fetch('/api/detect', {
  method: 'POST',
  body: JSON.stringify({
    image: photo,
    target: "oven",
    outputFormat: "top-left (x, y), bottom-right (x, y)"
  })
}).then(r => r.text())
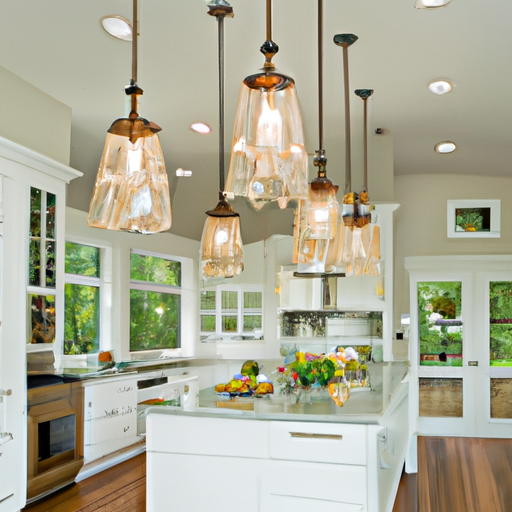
top-left (27, 376), bottom-right (83, 503)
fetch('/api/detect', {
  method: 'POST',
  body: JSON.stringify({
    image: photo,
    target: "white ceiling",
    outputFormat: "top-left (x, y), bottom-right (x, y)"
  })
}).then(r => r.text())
top-left (1, 0), bottom-right (511, 243)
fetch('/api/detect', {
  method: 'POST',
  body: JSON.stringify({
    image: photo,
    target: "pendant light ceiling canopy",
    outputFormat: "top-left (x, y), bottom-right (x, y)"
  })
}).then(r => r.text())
top-left (225, 0), bottom-right (308, 211)
top-left (200, 0), bottom-right (244, 280)
top-left (88, 0), bottom-right (171, 235)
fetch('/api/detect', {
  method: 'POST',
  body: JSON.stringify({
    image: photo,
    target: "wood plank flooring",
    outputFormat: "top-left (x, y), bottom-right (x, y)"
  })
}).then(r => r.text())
top-left (22, 453), bottom-right (146, 512)
top-left (418, 436), bottom-right (512, 512)
top-left (22, 436), bottom-right (512, 512)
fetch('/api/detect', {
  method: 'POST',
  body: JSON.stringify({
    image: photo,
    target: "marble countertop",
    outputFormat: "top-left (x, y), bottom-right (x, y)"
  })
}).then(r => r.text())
top-left (147, 362), bottom-right (410, 425)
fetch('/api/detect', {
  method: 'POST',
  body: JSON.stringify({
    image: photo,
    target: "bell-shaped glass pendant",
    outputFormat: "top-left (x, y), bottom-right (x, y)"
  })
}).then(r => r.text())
top-left (226, 73), bottom-right (308, 211)
top-left (88, 117), bottom-right (171, 234)
top-left (200, 199), bottom-right (244, 279)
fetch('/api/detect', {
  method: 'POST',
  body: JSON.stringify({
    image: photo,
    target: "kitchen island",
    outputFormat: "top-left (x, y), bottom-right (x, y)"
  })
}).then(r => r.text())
top-left (146, 362), bottom-right (410, 512)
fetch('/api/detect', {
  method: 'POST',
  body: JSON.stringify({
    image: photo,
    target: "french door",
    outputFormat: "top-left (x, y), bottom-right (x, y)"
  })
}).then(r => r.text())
top-left (407, 257), bottom-right (512, 440)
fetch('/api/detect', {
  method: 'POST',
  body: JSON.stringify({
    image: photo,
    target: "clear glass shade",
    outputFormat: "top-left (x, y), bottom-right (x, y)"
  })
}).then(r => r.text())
top-left (226, 75), bottom-right (309, 211)
top-left (88, 125), bottom-right (172, 234)
top-left (200, 207), bottom-right (244, 280)
top-left (326, 223), bottom-right (381, 276)
top-left (294, 191), bottom-right (381, 276)
top-left (293, 183), bottom-right (340, 274)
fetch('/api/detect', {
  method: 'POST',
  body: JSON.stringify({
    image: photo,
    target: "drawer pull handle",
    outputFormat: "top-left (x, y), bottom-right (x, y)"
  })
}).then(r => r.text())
top-left (289, 432), bottom-right (343, 440)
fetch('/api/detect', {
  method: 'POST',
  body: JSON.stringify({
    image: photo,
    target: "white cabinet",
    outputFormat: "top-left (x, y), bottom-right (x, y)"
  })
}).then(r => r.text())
top-left (270, 204), bottom-right (399, 361)
top-left (261, 461), bottom-right (367, 511)
top-left (146, 400), bottom-right (408, 512)
top-left (0, 137), bottom-right (80, 511)
top-left (83, 376), bottom-right (138, 463)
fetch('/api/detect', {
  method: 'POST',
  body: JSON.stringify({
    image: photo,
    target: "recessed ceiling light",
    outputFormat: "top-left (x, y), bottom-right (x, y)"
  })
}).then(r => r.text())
top-left (428, 80), bottom-right (453, 95)
top-left (189, 122), bottom-right (212, 135)
top-left (435, 141), bottom-right (457, 154)
top-left (100, 15), bottom-right (132, 41)
top-left (415, 0), bottom-right (451, 8)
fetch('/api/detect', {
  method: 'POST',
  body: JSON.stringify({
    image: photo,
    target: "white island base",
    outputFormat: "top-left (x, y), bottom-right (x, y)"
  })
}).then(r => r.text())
top-left (146, 363), bottom-right (409, 512)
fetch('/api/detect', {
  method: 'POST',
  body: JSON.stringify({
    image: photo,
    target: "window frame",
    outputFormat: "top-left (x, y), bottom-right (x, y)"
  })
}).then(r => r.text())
top-left (200, 284), bottom-right (264, 341)
top-left (60, 237), bottom-right (111, 364)
top-left (129, 248), bottom-right (183, 355)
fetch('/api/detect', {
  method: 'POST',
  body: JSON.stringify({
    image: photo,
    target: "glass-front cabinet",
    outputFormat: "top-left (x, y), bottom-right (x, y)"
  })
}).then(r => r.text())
top-left (27, 187), bottom-right (59, 349)
top-left (273, 204), bottom-right (399, 362)
top-left (406, 256), bottom-right (512, 439)
top-left (0, 137), bottom-right (81, 511)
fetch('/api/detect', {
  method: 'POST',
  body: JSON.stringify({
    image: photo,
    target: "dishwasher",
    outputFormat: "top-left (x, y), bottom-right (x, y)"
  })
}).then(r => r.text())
top-left (136, 373), bottom-right (199, 436)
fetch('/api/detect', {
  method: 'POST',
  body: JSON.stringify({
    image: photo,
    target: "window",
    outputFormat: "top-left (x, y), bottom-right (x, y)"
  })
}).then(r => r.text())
top-left (64, 242), bottom-right (100, 355)
top-left (200, 285), bottom-right (263, 340)
top-left (130, 251), bottom-right (181, 352)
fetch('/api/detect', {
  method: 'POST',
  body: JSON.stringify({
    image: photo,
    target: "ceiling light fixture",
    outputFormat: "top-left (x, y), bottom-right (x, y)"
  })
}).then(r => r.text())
top-left (293, 0), bottom-right (340, 275)
top-left (435, 141), bottom-right (457, 154)
top-left (88, 0), bottom-right (172, 234)
top-left (225, 0), bottom-right (308, 211)
top-left (190, 122), bottom-right (212, 134)
top-left (428, 80), bottom-right (453, 95)
top-left (415, 0), bottom-right (451, 8)
top-left (100, 15), bottom-right (132, 41)
top-left (200, 1), bottom-right (244, 280)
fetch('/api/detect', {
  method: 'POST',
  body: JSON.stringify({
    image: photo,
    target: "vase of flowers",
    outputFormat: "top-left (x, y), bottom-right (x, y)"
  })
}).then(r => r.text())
top-left (289, 352), bottom-right (336, 404)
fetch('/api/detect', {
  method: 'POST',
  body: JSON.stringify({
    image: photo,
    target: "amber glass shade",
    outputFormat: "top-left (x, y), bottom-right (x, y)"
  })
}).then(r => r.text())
top-left (88, 118), bottom-right (171, 234)
top-left (200, 201), bottom-right (244, 279)
top-left (226, 73), bottom-right (308, 211)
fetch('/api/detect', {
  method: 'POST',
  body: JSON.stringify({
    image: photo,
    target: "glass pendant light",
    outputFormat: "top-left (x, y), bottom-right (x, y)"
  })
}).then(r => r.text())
top-left (293, 0), bottom-right (340, 275)
top-left (330, 35), bottom-right (381, 277)
top-left (88, 0), bottom-right (171, 234)
top-left (225, 0), bottom-right (308, 211)
top-left (200, 1), bottom-right (244, 280)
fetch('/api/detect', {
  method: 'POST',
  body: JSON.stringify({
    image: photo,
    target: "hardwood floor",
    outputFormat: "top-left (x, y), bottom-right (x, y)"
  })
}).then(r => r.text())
top-left (393, 436), bottom-right (512, 512)
top-left (418, 436), bottom-right (512, 512)
top-left (22, 436), bottom-right (512, 512)
top-left (22, 454), bottom-right (146, 512)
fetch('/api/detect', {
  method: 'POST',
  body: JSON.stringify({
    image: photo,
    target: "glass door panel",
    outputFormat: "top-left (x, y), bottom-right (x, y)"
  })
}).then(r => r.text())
top-left (490, 378), bottom-right (512, 419)
top-left (418, 281), bottom-right (463, 367)
top-left (489, 281), bottom-right (512, 367)
top-left (419, 378), bottom-right (463, 417)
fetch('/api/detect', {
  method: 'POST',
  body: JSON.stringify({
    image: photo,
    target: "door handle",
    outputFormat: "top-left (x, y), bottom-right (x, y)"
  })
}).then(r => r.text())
top-left (468, 361), bottom-right (478, 367)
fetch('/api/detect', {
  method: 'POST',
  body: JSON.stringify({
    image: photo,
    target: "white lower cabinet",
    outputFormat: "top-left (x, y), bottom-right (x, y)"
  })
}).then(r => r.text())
top-left (83, 376), bottom-right (138, 463)
top-left (261, 460), bottom-right (367, 511)
top-left (146, 413), bottom-right (391, 512)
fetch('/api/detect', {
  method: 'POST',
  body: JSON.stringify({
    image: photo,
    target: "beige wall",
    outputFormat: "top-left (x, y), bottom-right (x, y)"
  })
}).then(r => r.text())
top-left (394, 174), bottom-right (512, 325)
top-left (0, 65), bottom-right (71, 165)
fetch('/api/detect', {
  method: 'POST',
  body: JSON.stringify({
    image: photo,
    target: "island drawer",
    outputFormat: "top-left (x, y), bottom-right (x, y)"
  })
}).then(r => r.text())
top-left (261, 460), bottom-right (367, 510)
top-left (146, 413), bottom-right (270, 459)
top-left (269, 421), bottom-right (367, 466)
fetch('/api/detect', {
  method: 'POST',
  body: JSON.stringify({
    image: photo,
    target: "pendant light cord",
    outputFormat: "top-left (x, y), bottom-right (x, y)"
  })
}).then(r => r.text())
top-left (342, 44), bottom-right (351, 194)
top-left (363, 97), bottom-right (368, 191)
top-left (132, 0), bottom-right (138, 84)
top-left (218, 15), bottom-right (225, 197)
top-left (318, 0), bottom-right (323, 152)
top-left (266, 0), bottom-right (272, 43)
